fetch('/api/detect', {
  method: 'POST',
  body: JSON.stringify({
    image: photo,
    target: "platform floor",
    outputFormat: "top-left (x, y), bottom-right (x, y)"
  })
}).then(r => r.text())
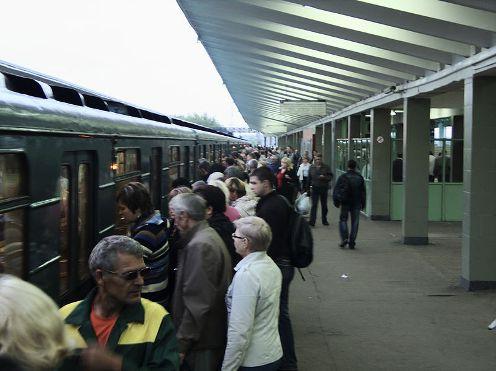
top-left (291, 205), bottom-right (496, 371)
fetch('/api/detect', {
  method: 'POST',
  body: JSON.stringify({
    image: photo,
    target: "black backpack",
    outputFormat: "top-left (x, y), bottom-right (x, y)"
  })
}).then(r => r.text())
top-left (280, 196), bottom-right (314, 270)
top-left (332, 173), bottom-right (351, 207)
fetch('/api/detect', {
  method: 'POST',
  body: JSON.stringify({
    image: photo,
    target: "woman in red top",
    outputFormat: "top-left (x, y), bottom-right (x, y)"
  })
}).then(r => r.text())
top-left (276, 157), bottom-right (298, 204)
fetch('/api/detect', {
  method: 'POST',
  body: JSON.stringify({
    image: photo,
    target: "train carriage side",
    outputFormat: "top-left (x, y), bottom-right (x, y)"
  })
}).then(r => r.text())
top-left (0, 68), bottom-right (244, 303)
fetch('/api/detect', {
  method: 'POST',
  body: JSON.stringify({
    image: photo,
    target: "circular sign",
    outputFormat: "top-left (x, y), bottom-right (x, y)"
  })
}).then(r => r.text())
top-left (376, 136), bottom-right (384, 144)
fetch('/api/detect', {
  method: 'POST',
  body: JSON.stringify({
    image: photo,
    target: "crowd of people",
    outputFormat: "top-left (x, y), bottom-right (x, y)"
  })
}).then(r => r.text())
top-left (0, 144), bottom-right (366, 371)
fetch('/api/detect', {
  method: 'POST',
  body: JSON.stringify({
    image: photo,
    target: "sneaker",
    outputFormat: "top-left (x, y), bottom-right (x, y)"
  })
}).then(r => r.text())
top-left (322, 221), bottom-right (329, 226)
top-left (349, 243), bottom-right (355, 249)
top-left (309, 221), bottom-right (315, 227)
top-left (339, 240), bottom-right (348, 248)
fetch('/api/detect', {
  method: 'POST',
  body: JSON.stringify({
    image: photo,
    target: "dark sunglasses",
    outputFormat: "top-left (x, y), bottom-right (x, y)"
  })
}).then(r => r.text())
top-left (232, 233), bottom-right (246, 240)
top-left (103, 266), bottom-right (151, 281)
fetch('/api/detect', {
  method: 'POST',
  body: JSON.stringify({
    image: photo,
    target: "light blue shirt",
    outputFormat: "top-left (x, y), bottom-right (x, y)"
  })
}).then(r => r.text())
top-left (222, 251), bottom-right (283, 370)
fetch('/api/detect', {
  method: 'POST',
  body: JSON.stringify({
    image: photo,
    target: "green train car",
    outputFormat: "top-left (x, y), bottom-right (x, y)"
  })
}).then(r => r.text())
top-left (0, 61), bottom-right (245, 303)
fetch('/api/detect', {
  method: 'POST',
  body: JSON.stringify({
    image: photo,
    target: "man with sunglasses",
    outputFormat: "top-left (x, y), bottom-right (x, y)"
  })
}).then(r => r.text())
top-left (58, 235), bottom-right (179, 371)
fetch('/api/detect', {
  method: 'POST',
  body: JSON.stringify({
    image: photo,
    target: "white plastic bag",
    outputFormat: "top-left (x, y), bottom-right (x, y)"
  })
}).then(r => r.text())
top-left (295, 192), bottom-right (311, 216)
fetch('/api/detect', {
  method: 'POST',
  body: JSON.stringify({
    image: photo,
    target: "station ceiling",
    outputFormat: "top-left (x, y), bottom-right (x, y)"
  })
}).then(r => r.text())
top-left (176, 0), bottom-right (496, 135)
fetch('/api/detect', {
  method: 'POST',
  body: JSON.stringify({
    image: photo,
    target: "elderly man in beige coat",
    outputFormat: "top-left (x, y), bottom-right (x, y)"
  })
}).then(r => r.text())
top-left (169, 193), bottom-right (232, 371)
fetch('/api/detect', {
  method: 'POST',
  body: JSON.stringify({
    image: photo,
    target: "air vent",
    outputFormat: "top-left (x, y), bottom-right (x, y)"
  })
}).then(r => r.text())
top-left (4, 73), bottom-right (47, 99)
top-left (82, 94), bottom-right (109, 111)
top-left (51, 86), bottom-right (83, 106)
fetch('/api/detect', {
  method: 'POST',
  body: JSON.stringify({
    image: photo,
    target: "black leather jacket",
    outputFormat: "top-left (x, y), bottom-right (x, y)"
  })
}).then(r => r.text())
top-left (335, 170), bottom-right (366, 209)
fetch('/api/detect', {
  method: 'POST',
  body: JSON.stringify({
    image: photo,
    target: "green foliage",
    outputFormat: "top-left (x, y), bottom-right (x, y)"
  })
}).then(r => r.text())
top-left (176, 113), bottom-right (220, 129)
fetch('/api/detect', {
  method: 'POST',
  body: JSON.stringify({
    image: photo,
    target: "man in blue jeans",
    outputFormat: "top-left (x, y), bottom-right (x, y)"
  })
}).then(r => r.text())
top-left (333, 159), bottom-right (366, 249)
top-left (250, 166), bottom-right (298, 371)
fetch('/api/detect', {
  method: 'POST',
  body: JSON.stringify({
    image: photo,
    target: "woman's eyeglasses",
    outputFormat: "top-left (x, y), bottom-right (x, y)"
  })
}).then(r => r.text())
top-left (232, 233), bottom-right (246, 240)
top-left (103, 266), bottom-right (151, 281)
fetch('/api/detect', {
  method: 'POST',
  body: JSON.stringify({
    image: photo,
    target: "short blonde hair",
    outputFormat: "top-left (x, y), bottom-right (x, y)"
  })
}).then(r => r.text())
top-left (281, 157), bottom-right (294, 170)
top-left (234, 216), bottom-right (272, 251)
top-left (0, 274), bottom-right (68, 370)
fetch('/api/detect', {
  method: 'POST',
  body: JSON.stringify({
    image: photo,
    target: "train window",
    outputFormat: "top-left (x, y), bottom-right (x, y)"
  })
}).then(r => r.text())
top-left (0, 209), bottom-right (24, 277)
top-left (115, 149), bottom-right (140, 176)
top-left (208, 145), bottom-right (214, 162)
top-left (77, 164), bottom-right (90, 280)
top-left (59, 166), bottom-right (70, 294)
top-left (0, 153), bottom-right (27, 278)
top-left (170, 146), bottom-right (180, 162)
top-left (0, 154), bottom-right (26, 200)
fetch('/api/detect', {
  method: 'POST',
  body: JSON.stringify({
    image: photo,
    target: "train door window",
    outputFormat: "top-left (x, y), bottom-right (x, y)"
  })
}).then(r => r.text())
top-left (59, 152), bottom-right (94, 295)
top-left (169, 146), bottom-right (180, 189)
top-left (59, 166), bottom-right (70, 293)
top-left (150, 147), bottom-right (162, 209)
top-left (184, 146), bottom-right (190, 180)
top-left (77, 164), bottom-right (90, 280)
top-left (0, 153), bottom-right (27, 277)
top-left (202, 145), bottom-right (207, 159)
top-left (113, 148), bottom-right (141, 235)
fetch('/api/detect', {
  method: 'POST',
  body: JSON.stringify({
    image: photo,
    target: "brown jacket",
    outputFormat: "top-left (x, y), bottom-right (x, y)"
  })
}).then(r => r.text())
top-left (172, 220), bottom-right (232, 354)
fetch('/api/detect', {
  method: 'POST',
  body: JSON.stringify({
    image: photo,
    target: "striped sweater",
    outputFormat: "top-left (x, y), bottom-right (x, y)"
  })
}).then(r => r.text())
top-left (130, 211), bottom-right (171, 306)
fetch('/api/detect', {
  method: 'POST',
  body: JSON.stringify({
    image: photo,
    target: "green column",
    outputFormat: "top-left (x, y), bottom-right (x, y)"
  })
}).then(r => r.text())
top-left (461, 76), bottom-right (496, 290)
top-left (402, 98), bottom-right (430, 245)
top-left (370, 108), bottom-right (391, 220)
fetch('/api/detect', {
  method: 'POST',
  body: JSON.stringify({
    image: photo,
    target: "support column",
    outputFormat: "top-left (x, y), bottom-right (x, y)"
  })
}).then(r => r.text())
top-left (315, 125), bottom-right (323, 154)
top-left (402, 98), bottom-right (430, 245)
top-left (322, 121), bottom-right (333, 168)
top-left (461, 76), bottom-right (496, 290)
top-left (348, 115), bottom-right (360, 160)
top-left (370, 108), bottom-right (391, 220)
top-left (331, 120), bottom-right (337, 178)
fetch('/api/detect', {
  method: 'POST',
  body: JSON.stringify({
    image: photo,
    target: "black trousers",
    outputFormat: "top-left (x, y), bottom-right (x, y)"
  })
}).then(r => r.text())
top-left (310, 186), bottom-right (328, 224)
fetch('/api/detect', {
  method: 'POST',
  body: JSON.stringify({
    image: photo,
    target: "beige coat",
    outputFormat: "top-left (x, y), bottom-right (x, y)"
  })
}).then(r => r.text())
top-left (172, 220), bottom-right (232, 354)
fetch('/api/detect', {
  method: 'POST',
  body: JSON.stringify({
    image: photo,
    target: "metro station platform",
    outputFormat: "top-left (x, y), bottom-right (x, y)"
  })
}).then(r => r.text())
top-left (291, 206), bottom-right (496, 371)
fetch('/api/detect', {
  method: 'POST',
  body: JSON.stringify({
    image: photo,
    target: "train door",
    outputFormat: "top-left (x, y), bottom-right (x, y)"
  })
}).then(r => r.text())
top-left (58, 151), bottom-right (94, 295)
top-left (149, 147), bottom-right (162, 210)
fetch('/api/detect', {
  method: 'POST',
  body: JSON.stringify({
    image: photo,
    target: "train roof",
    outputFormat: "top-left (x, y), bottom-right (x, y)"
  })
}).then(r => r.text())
top-left (0, 60), bottom-right (245, 142)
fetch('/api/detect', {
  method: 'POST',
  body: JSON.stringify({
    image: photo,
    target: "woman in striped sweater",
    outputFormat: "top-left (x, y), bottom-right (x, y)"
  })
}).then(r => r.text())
top-left (117, 182), bottom-right (171, 308)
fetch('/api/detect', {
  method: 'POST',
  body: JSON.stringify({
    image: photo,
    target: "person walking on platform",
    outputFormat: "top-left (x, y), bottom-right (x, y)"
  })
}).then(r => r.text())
top-left (308, 154), bottom-right (333, 226)
top-left (59, 235), bottom-right (179, 371)
top-left (117, 182), bottom-right (172, 308)
top-left (168, 193), bottom-right (232, 371)
top-left (250, 167), bottom-right (298, 371)
top-left (333, 159), bottom-right (366, 249)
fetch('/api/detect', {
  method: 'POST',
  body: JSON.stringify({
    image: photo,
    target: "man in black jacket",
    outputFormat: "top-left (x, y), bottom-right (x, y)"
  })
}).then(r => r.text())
top-left (308, 153), bottom-right (333, 226)
top-left (333, 159), bottom-right (366, 249)
top-left (250, 166), bottom-right (298, 371)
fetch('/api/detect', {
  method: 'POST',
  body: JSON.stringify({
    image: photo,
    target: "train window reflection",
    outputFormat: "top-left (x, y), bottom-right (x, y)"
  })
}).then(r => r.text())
top-left (78, 164), bottom-right (90, 280)
top-left (0, 154), bottom-right (26, 200)
top-left (115, 149), bottom-right (139, 176)
top-left (0, 209), bottom-right (24, 277)
top-left (170, 146), bottom-right (180, 162)
top-left (59, 166), bottom-right (70, 294)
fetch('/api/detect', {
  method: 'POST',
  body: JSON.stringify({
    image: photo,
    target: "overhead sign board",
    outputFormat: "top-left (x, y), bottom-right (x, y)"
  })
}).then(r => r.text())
top-left (280, 99), bottom-right (327, 116)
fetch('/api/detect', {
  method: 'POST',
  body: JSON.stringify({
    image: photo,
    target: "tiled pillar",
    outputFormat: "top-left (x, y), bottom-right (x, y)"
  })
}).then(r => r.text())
top-left (402, 98), bottom-right (430, 245)
top-left (461, 76), bottom-right (496, 290)
top-left (323, 121), bottom-right (333, 169)
top-left (370, 108), bottom-right (391, 220)
top-left (348, 115), bottom-right (361, 160)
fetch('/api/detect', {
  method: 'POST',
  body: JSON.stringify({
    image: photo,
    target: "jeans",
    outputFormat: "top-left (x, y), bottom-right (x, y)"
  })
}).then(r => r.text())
top-left (276, 261), bottom-right (297, 370)
top-left (310, 186), bottom-right (328, 224)
top-left (339, 205), bottom-right (361, 246)
top-left (239, 359), bottom-right (282, 371)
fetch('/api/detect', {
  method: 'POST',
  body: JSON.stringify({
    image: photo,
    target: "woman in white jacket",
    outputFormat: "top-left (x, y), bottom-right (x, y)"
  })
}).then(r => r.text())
top-left (222, 217), bottom-right (282, 371)
top-left (296, 156), bottom-right (311, 194)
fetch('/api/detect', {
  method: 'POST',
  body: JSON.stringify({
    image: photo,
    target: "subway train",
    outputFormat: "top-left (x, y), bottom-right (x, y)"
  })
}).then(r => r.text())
top-left (0, 61), bottom-right (246, 303)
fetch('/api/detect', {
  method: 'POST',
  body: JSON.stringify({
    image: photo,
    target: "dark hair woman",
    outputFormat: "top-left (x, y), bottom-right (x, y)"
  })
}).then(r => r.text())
top-left (117, 182), bottom-right (171, 307)
top-left (194, 185), bottom-right (240, 268)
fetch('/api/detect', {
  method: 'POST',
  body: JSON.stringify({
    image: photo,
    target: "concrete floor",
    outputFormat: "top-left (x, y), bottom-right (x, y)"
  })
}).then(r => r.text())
top-left (290, 206), bottom-right (496, 371)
